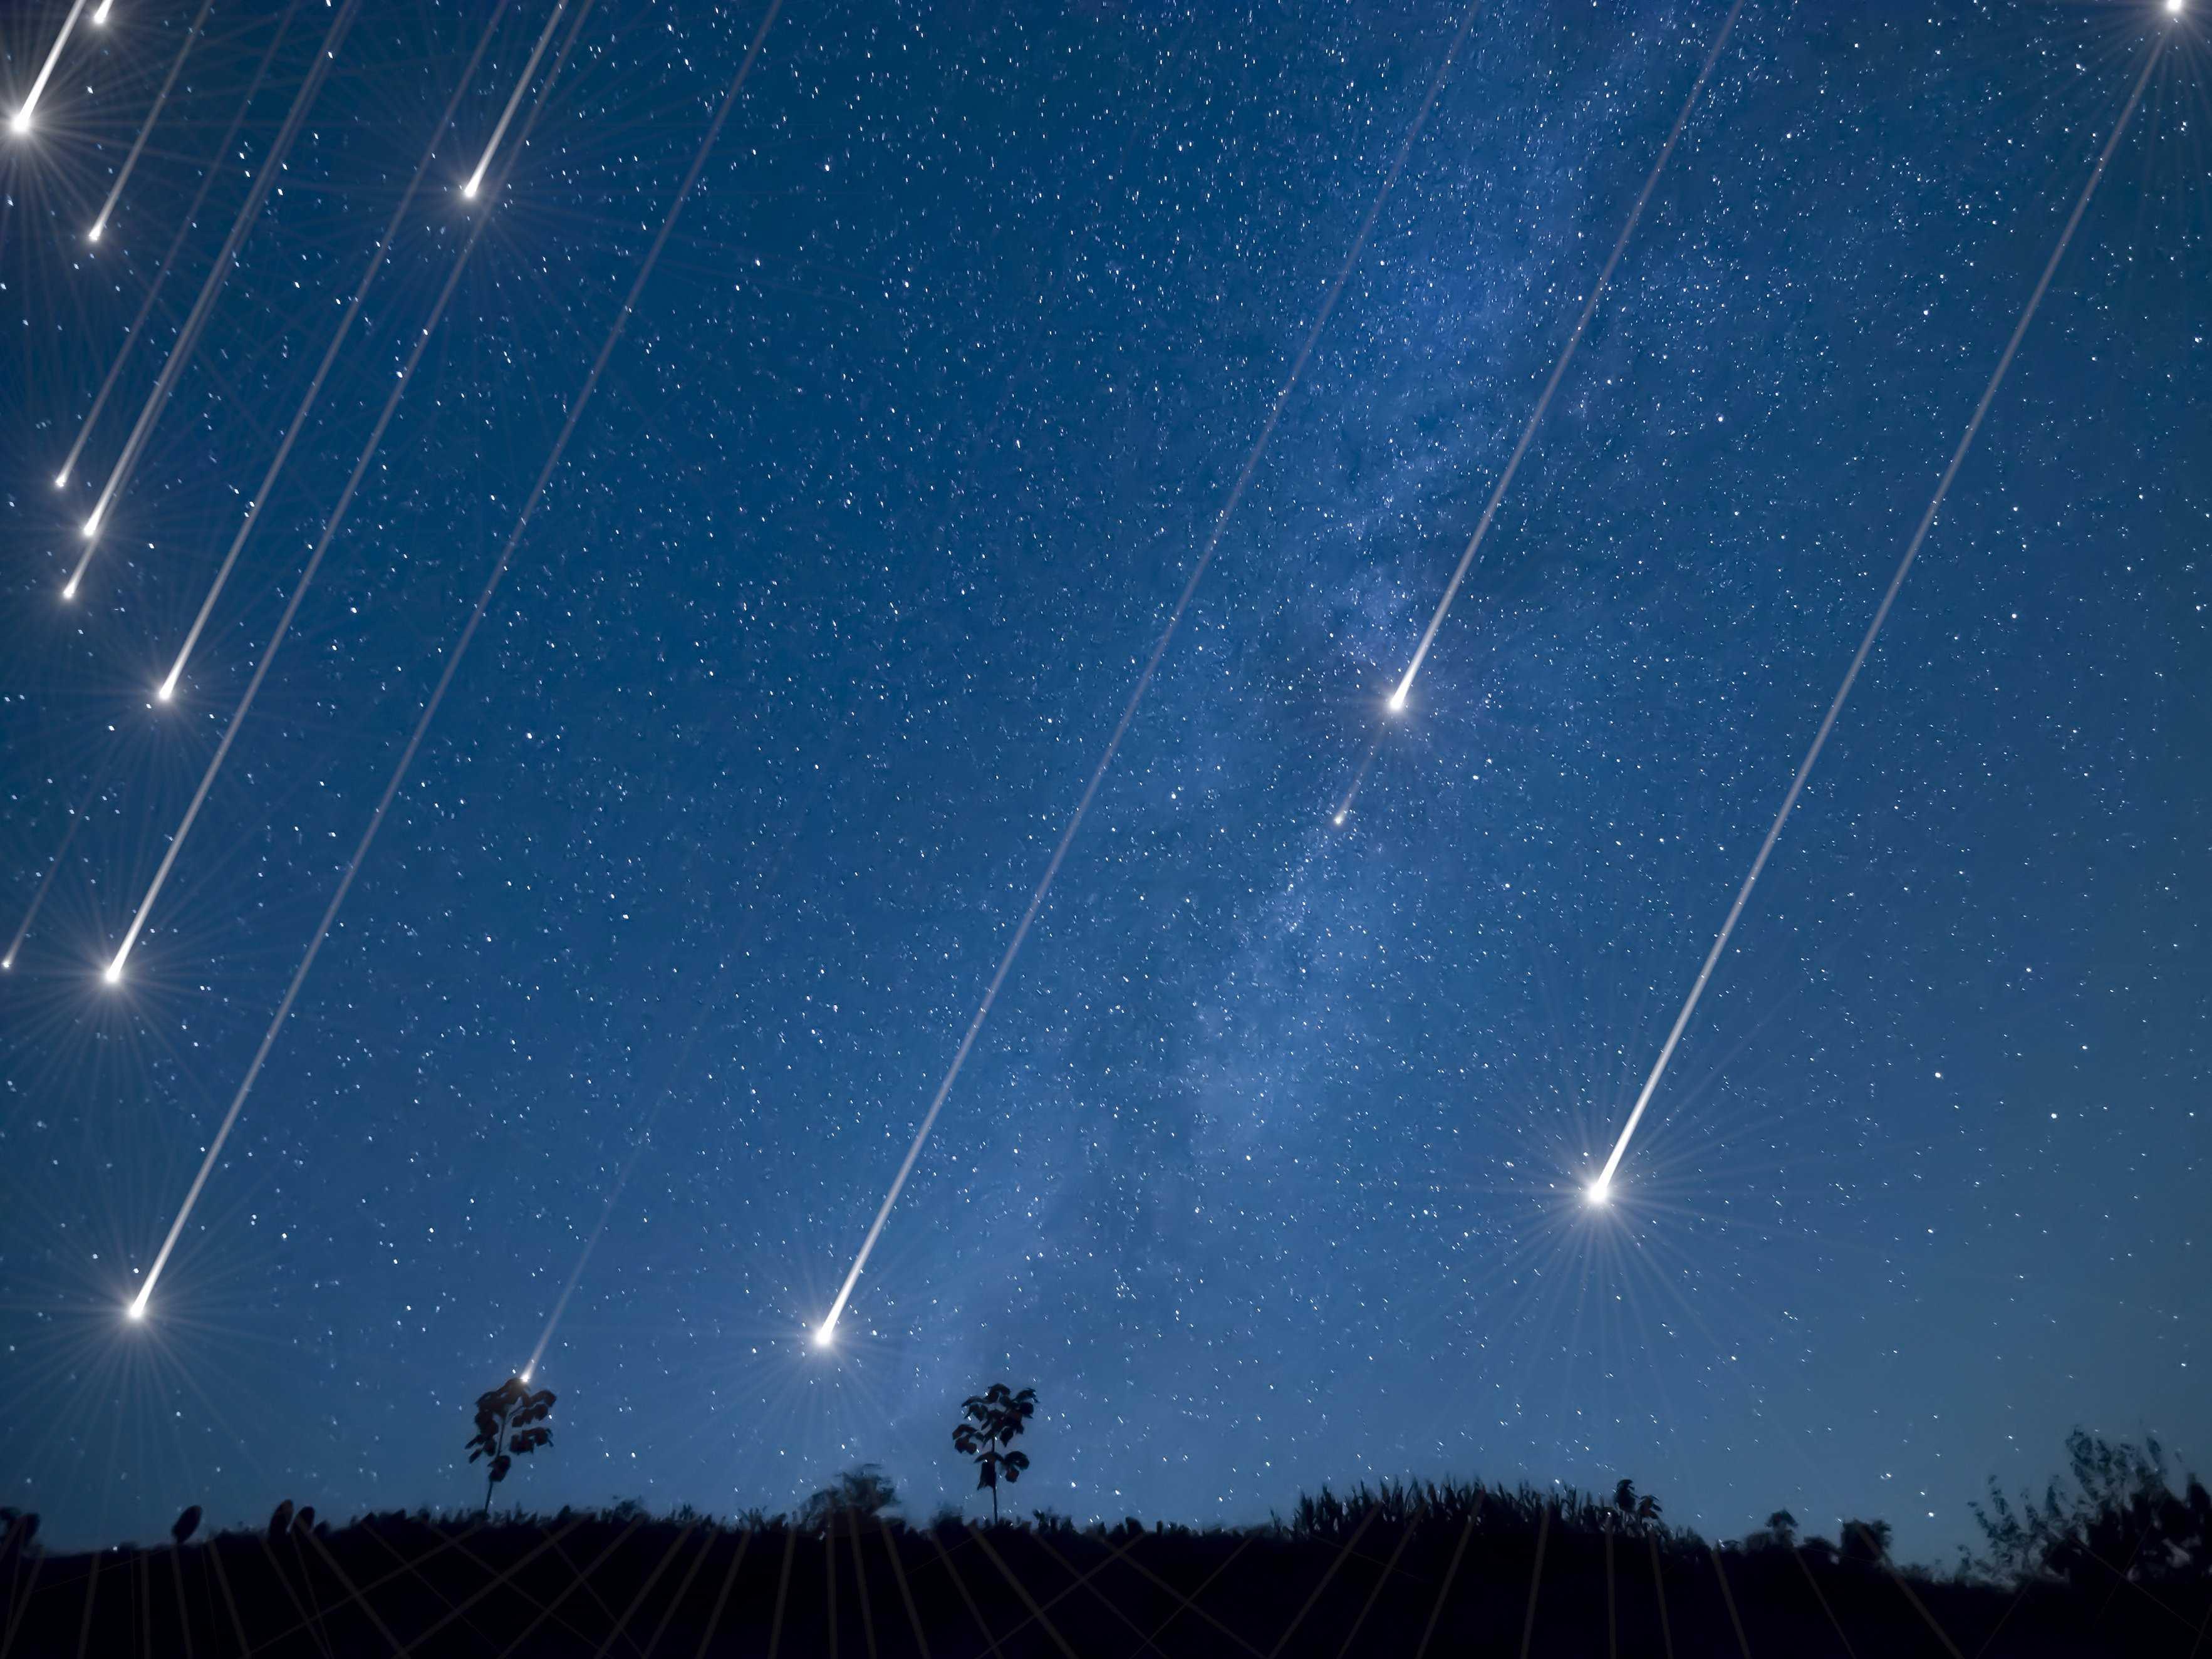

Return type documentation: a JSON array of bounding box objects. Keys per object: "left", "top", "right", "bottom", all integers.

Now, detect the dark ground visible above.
[{"left": 3, "top": 1499, "right": 2205, "bottom": 1656}]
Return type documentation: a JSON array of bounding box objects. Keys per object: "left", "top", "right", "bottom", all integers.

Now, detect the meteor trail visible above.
[
  {"left": 51, "top": 0, "right": 302, "bottom": 494},
  {"left": 1341, "top": 0, "right": 1742, "bottom": 818},
  {"left": 813, "top": 0, "right": 1488, "bottom": 1348},
  {"left": 11, "top": 0, "right": 93, "bottom": 136},
  {"left": 131, "top": 0, "right": 757, "bottom": 1319},
  {"left": 66, "top": 0, "right": 359, "bottom": 603},
  {"left": 86, "top": 0, "right": 215, "bottom": 248},
  {"left": 157, "top": 0, "right": 513, "bottom": 704},
  {"left": 1590, "top": 21, "right": 2173, "bottom": 1200},
  {"left": 461, "top": 0, "right": 569, "bottom": 201},
  {"left": 4, "top": 804, "right": 91, "bottom": 973},
  {"left": 101, "top": 0, "right": 583, "bottom": 993}
]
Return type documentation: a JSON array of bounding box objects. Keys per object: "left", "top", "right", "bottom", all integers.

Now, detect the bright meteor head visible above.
[
  {"left": 1584, "top": 1178, "right": 1611, "bottom": 1207},
  {"left": 1387, "top": 690, "right": 1408, "bottom": 714},
  {"left": 810, "top": 1323, "right": 835, "bottom": 1350},
  {"left": 9, "top": 112, "right": 29, "bottom": 137},
  {"left": 101, "top": 959, "right": 124, "bottom": 986},
  {"left": 125, "top": 1298, "right": 146, "bottom": 1321}
]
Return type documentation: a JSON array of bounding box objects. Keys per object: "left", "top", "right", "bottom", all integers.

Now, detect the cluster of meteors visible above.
[{"left": 2, "top": 0, "right": 2191, "bottom": 1385}]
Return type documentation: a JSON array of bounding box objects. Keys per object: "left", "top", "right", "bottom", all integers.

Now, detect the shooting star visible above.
[
  {"left": 51, "top": 0, "right": 302, "bottom": 494},
  {"left": 812, "top": 0, "right": 1490, "bottom": 1346},
  {"left": 132, "top": 0, "right": 772, "bottom": 1321},
  {"left": 87, "top": 0, "right": 215, "bottom": 247},
  {"left": 100, "top": 0, "right": 578, "bottom": 991},
  {"left": 1590, "top": 18, "right": 2174, "bottom": 1199},
  {"left": 67, "top": 0, "right": 358, "bottom": 602},
  {"left": 11, "top": 0, "right": 93, "bottom": 136},
  {"left": 462, "top": 0, "right": 569, "bottom": 201},
  {"left": 158, "top": 0, "right": 512, "bottom": 704},
  {"left": 1339, "top": 0, "right": 1743, "bottom": 819}
]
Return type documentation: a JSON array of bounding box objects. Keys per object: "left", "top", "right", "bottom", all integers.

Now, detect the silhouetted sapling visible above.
[
  {"left": 465, "top": 1375, "right": 557, "bottom": 1518},
  {"left": 1612, "top": 1478, "right": 1663, "bottom": 1532},
  {"left": 953, "top": 1383, "right": 1036, "bottom": 1522}
]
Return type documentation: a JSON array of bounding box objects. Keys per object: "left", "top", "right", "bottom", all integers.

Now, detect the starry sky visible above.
[{"left": 2, "top": 0, "right": 2206, "bottom": 1560}]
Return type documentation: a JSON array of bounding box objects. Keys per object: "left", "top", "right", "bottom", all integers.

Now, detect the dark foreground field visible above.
[{"left": 4, "top": 1500, "right": 2206, "bottom": 1658}]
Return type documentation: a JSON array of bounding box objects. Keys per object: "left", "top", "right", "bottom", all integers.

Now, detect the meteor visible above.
[
  {"left": 66, "top": 0, "right": 358, "bottom": 603},
  {"left": 158, "top": 0, "right": 514, "bottom": 705},
  {"left": 101, "top": 0, "right": 558, "bottom": 997},
  {"left": 813, "top": 0, "right": 1488, "bottom": 1346},
  {"left": 8, "top": 791, "right": 111, "bottom": 972},
  {"left": 462, "top": 0, "right": 570, "bottom": 201},
  {"left": 128, "top": 0, "right": 620, "bottom": 1322},
  {"left": 1383, "top": 0, "right": 1743, "bottom": 719},
  {"left": 13, "top": 0, "right": 93, "bottom": 137},
  {"left": 53, "top": 9, "right": 296, "bottom": 506},
  {"left": 1332, "top": 729, "right": 1385, "bottom": 828},
  {"left": 86, "top": 0, "right": 214, "bottom": 250},
  {"left": 93, "top": 1, "right": 112, "bottom": 23},
  {"left": 1591, "top": 23, "right": 2173, "bottom": 1199},
  {"left": 51, "top": 3, "right": 299, "bottom": 498}
]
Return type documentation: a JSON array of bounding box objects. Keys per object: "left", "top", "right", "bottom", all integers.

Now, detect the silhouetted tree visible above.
[
  {"left": 266, "top": 1501, "right": 293, "bottom": 1542},
  {"left": 1767, "top": 1510, "right": 1797, "bottom": 1547},
  {"left": 1972, "top": 1432, "right": 2212, "bottom": 1587},
  {"left": 171, "top": 1507, "right": 201, "bottom": 1547},
  {"left": 1842, "top": 1519, "right": 1894, "bottom": 1563},
  {"left": 800, "top": 1465, "right": 899, "bottom": 1532},
  {"left": 465, "top": 1376, "right": 558, "bottom": 1518},
  {"left": 953, "top": 1384, "right": 1036, "bottom": 1522}
]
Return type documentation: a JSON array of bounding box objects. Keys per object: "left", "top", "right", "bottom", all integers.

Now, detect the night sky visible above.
[{"left": 2, "top": 0, "right": 2205, "bottom": 1562}]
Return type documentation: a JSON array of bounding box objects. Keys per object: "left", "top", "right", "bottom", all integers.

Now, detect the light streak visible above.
[
  {"left": 51, "top": 0, "right": 301, "bottom": 497},
  {"left": 93, "top": 1, "right": 112, "bottom": 24},
  {"left": 813, "top": 0, "right": 1488, "bottom": 1345},
  {"left": 66, "top": 0, "right": 358, "bottom": 604},
  {"left": 6, "top": 789, "right": 101, "bottom": 970},
  {"left": 13, "top": 0, "right": 93, "bottom": 136},
  {"left": 1344, "top": 0, "right": 1744, "bottom": 820},
  {"left": 1591, "top": 24, "right": 2171, "bottom": 1198},
  {"left": 1584, "top": 1179, "right": 1610, "bottom": 1207},
  {"left": 462, "top": 0, "right": 569, "bottom": 200},
  {"left": 128, "top": 0, "right": 623, "bottom": 1319},
  {"left": 103, "top": 0, "right": 540, "bottom": 993},
  {"left": 1332, "top": 729, "right": 1385, "bottom": 828},
  {"left": 516, "top": 0, "right": 789, "bottom": 1388},
  {"left": 158, "top": 0, "right": 514, "bottom": 705},
  {"left": 87, "top": 0, "right": 214, "bottom": 249}
]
